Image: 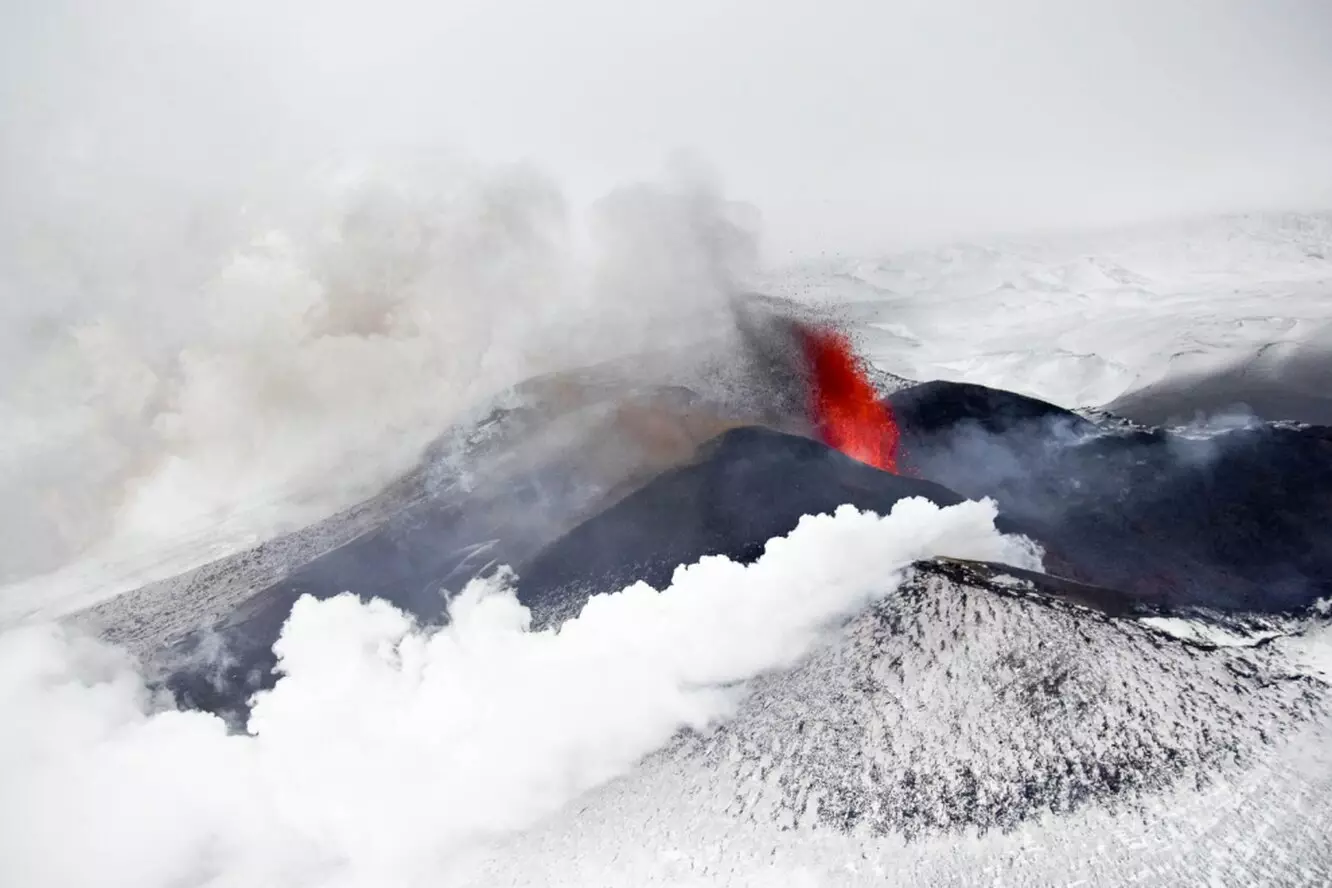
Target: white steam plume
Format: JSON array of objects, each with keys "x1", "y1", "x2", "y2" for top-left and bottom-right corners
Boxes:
[
  {"x1": 0, "y1": 2, "x2": 758, "y2": 585},
  {"x1": 0, "y1": 497, "x2": 1040, "y2": 888}
]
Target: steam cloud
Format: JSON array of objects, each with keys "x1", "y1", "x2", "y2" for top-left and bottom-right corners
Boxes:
[
  {"x1": 0, "y1": 162, "x2": 757, "y2": 586},
  {"x1": 0, "y1": 497, "x2": 1041, "y2": 888}
]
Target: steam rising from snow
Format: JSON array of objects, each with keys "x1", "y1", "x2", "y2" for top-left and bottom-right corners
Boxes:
[{"x1": 0, "y1": 498, "x2": 1039, "y2": 888}]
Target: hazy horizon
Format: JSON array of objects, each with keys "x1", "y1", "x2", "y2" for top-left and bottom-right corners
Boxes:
[{"x1": 4, "y1": 1, "x2": 1332, "y2": 258}]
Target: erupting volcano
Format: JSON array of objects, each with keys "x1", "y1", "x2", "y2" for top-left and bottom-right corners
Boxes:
[{"x1": 798, "y1": 325, "x2": 900, "y2": 473}]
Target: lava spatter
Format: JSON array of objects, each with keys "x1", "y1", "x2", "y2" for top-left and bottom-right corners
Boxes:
[{"x1": 799, "y1": 325, "x2": 900, "y2": 472}]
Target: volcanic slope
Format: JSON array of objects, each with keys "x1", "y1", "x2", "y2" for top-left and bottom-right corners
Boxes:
[{"x1": 116, "y1": 372, "x2": 1332, "y2": 725}]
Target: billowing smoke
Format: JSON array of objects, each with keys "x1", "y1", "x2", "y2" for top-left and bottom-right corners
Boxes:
[
  {"x1": 0, "y1": 497, "x2": 1041, "y2": 888},
  {"x1": 0, "y1": 0, "x2": 770, "y2": 586},
  {"x1": 0, "y1": 158, "x2": 757, "y2": 585}
]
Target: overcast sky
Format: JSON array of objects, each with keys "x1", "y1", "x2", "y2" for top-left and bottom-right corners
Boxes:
[{"x1": 5, "y1": 0, "x2": 1332, "y2": 256}]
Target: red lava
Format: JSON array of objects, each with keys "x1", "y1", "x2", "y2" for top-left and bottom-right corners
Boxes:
[{"x1": 799, "y1": 325, "x2": 901, "y2": 473}]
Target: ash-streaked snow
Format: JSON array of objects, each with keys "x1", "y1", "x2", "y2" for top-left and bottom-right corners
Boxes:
[{"x1": 464, "y1": 562, "x2": 1332, "y2": 887}]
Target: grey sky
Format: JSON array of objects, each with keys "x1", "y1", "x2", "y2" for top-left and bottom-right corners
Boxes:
[{"x1": 4, "y1": 0, "x2": 1332, "y2": 256}]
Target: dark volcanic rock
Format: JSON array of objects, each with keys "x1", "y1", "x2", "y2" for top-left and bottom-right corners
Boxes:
[
  {"x1": 157, "y1": 463, "x2": 581, "y2": 723},
  {"x1": 891, "y1": 379, "x2": 1092, "y2": 437},
  {"x1": 157, "y1": 423, "x2": 977, "y2": 723},
  {"x1": 517, "y1": 426, "x2": 970, "y2": 623},
  {"x1": 155, "y1": 383, "x2": 754, "y2": 723},
  {"x1": 888, "y1": 380, "x2": 1332, "y2": 612}
]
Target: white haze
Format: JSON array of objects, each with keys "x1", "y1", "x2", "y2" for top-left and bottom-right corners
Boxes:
[
  {"x1": 0, "y1": 157, "x2": 755, "y2": 585},
  {"x1": 0, "y1": 499, "x2": 1042, "y2": 888}
]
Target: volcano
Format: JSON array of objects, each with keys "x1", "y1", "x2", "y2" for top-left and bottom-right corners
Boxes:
[{"x1": 70, "y1": 307, "x2": 1332, "y2": 862}]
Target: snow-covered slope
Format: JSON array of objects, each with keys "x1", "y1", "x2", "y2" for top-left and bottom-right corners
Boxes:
[{"x1": 464, "y1": 561, "x2": 1332, "y2": 887}]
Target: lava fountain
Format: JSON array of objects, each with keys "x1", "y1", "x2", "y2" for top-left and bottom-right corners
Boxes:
[{"x1": 799, "y1": 325, "x2": 900, "y2": 473}]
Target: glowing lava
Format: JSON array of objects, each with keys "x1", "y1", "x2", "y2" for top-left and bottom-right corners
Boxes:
[{"x1": 799, "y1": 325, "x2": 900, "y2": 473}]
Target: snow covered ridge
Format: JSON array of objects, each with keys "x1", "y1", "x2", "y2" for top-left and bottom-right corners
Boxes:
[
  {"x1": 472, "y1": 562, "x2": 1332, "y2": 887},
  {"x1": 631, "y1": 559, "x2": 1329, "y2": 838}
]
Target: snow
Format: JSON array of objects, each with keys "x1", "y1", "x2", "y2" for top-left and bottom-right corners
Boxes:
[
  {"x1": 1139, "y1": 616, "x2": 1287, "y2": 649},
  {"x1": 763, "y1": 213, "x2": 1332, "y2": 410},
  {"x1": 1274, "y1": 619, "x2": 1332, "y2": 684},
  {"x1": 440, "y1": 562, "x2": 1332, "y2": 886}
]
